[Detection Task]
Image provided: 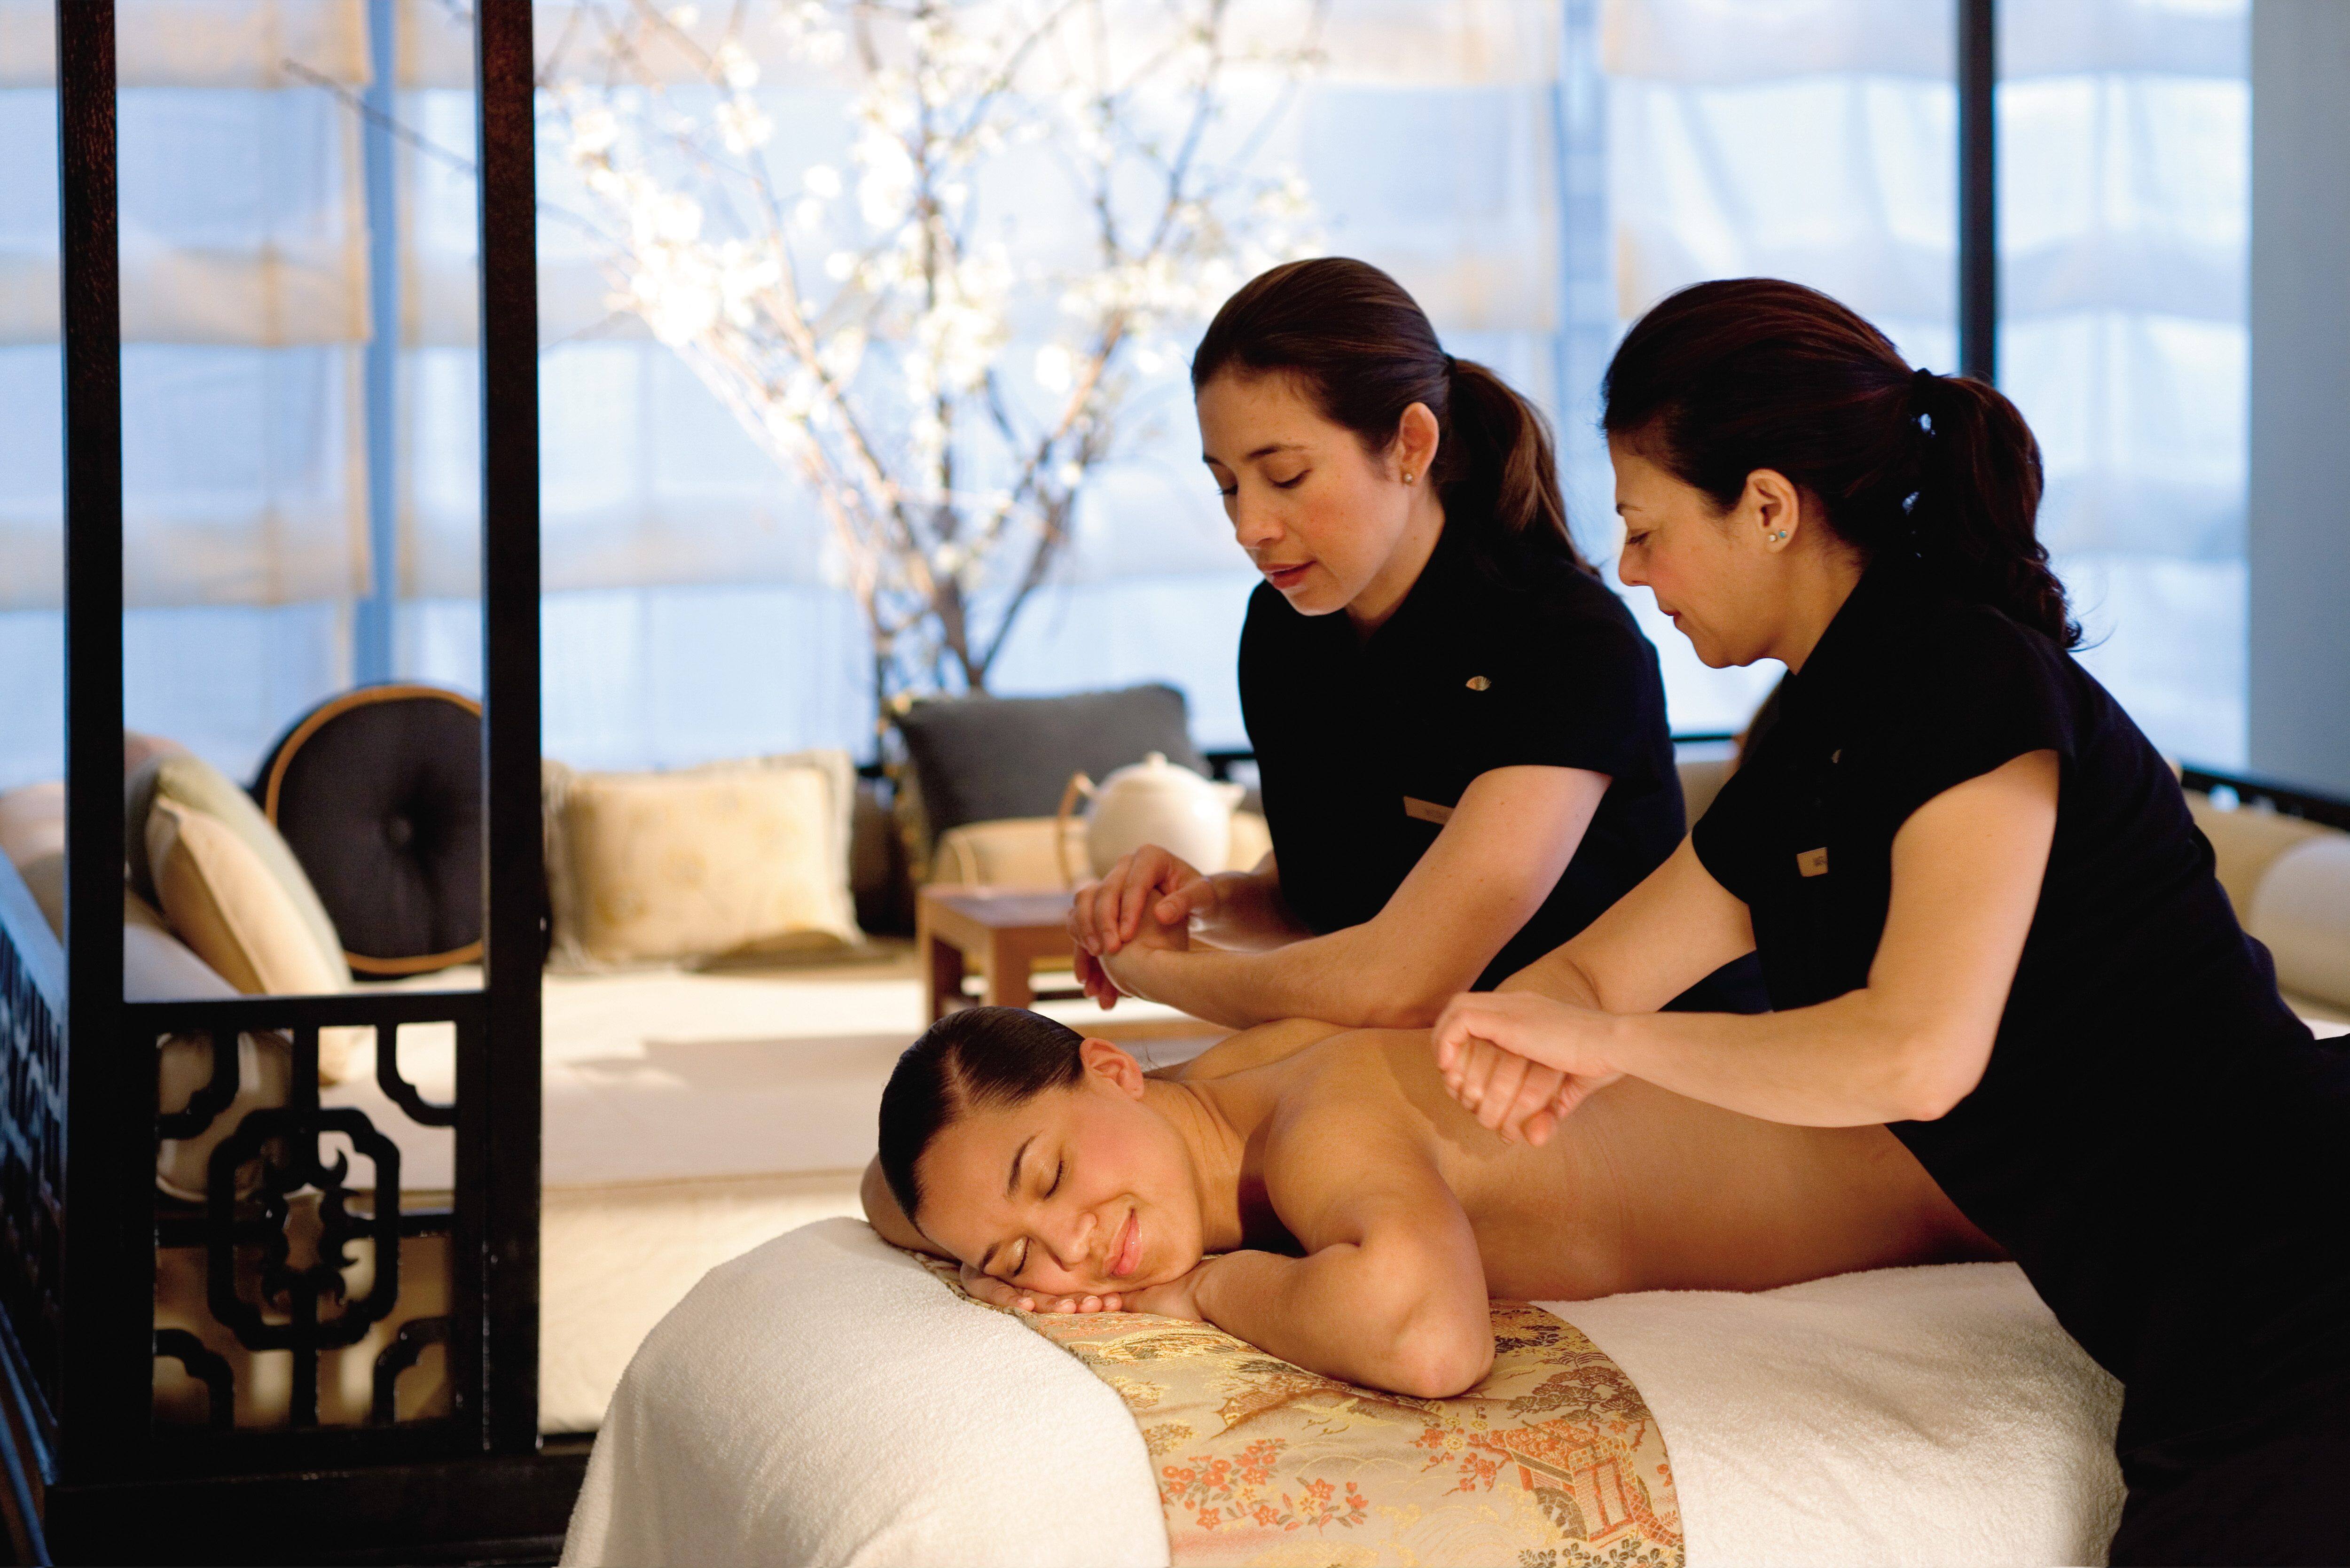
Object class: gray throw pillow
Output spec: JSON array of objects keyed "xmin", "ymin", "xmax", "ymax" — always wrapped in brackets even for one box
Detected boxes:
[{"xmin": 894, "ymin": 684, "xmax": 1208, "ymax": 840}]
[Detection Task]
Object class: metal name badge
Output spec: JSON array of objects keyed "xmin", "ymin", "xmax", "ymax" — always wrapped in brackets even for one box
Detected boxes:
[
  {"xmin": 1404, "ymin": 797, "xmax": 1455, "ymax": 825},
  {"xmin": 1797, "ymin": 847, "xmax": 1830, "ymax": 877}
]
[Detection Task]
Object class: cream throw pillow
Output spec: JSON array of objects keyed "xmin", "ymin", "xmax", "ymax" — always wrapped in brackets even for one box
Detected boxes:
[
  {"xmin": 147, "ymin": 798, "xmax": 356, "ymax": 1081},
  {"xmin": 543, "ymin": 750, "xmax": 862, "ymax": 972},
  {"xmin": 127, "ymin": 753, "xmax": 347, "ymax": 975},
  {"xmin": 2248, "ymin": 834, "xmax": 2350, "ymax": 1013}
]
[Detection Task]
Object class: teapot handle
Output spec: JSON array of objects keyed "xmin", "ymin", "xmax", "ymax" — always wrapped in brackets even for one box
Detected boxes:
[{"xmin": 1053, "ymin": 771, "xmax": 1094, "ymax": 889}]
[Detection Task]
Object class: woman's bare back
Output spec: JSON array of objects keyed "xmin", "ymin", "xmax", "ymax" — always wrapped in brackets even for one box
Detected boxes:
[{"xmin": 1194, "ymin": 1024, "xmax": 2000, "ymax": 1302}]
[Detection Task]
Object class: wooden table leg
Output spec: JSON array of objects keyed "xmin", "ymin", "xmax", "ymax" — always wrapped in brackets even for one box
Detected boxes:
[
  {"xmin": 924, "ymin": 928, "xmax": 967, "ymax": 1021},
  {"xmin": 982, "ymin": 930, "xmax": 1034, "ymax": 1009}
]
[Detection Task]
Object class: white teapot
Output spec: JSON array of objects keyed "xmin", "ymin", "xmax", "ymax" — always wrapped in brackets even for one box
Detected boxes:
[{"xmin": 1055, "ymin": 752, "xmax": 1246, "ymax": 884}]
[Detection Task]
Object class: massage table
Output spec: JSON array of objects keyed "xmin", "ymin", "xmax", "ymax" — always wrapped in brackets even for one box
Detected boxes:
[{"xmin": 562, "ymin": 1219, "xmax": 2130, "ymax": 1567}]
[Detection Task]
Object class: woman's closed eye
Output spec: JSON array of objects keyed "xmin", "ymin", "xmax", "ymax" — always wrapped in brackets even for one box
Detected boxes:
[
  {"xmin": 1214, "ymin": 472, "xmax": 1308, "ymax": 496},
  {"xmin": 1005, "ymin": 1157, "xmax": 1065, "ymax": 1280}
]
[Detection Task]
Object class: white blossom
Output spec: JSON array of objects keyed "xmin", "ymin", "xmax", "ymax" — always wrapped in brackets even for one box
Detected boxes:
[
  {"xmin": 555, "ymin": 0, "xmax": 1319, "ymax": 706},
  {"xmin": 713, "ymin": 40, "xmax": 760, "ymax": 91},
  {"xmin": 1033, "ymin": 343, "xmax": 1073, "ymax": 393},
  {"xmin": 716, "ymin": 98, "xmax": 773, "ymax": 154}
]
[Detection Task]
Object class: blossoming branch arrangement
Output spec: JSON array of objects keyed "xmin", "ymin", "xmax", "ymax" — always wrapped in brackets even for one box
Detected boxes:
[{"xmin": 549, "ymin": 0, "xmax": 1322, "ymax": 711}]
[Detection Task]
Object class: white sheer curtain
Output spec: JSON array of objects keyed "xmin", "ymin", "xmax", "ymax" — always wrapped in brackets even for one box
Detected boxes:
[
  {"xmin": 4, "ymin": 0, "xmax": 2240, "ymax": 788},
  {"xmin": 1998, "ymin": 0, "xmax": 2248, "ymax": 766},
  {"xmin": 0, "ymin": 1, "xmax": 373, "ymax": 787},
  {"xmin": 391, "ymin": 0, "xmax": 1572, "ymax": 765},
  {"xmin": 1596, "ymin": 0, "xmax": 2250, "ymax": 761},
  {"xmin": 0, "ymin": 0, "xmax": 1578, "ymax": 789}
]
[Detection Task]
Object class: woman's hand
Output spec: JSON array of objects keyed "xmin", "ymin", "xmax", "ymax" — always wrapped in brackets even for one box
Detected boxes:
[
  {"xmin": 1068, "ymin": 845, "xmax": 1217, "ymax": 1007},
  {"xmin": 1432, "ymin": 991, "xmax": 1624, "ymax": 1145},
  {"xmin": 958, "ymin": 1262, "xmax": 1126, "ymax": 1315},
  {"xmin": 1123, "ymin": 1256, "xmax": 1224, "ymax": 1322}
]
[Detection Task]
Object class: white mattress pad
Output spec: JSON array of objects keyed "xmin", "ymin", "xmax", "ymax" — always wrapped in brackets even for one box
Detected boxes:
[{"xmin": 564, "ymin": 1219, "xmax": 2127, "ymax": 1568}]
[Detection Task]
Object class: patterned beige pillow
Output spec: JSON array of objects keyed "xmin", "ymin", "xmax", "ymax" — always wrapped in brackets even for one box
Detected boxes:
[{"xmin": 543, "ymin": 750, "xmax": 862, "ymax": 972}]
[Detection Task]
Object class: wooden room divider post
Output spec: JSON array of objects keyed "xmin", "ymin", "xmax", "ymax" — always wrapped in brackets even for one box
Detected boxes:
[
  {"xmin": 473, "ymin": 0, "xmax": 546, "ymax": 1455},
  {"xmin": 55, "ymin": 0, "xmax": 141, "ymax": 1487},
  {"xmin": 1957, "ymin": 0, "xmax": 1998, "ymax": 385}
]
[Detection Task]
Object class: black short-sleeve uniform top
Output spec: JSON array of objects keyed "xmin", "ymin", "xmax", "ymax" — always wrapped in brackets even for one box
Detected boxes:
[
  {"xmin": 1693, "ymin": 558, "xmax": 2350, "ymax": 1469},
  {"xmin": 1240, "ymin": 522, "xmax": 1694, "ymax": 991}
]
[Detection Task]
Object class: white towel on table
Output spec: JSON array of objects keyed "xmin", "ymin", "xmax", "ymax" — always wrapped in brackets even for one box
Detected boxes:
[
  {"xmin": 1545, "ymin": 1262, "xmax": 2124, "ymax": 1567},
  {"xmin": 561, "ymin": 1217, "xmax": 1167, "ymax": 1568},
  {"xmin": 565, "ymin": 1224, "xmax": 2123, "ymax": 1568}
]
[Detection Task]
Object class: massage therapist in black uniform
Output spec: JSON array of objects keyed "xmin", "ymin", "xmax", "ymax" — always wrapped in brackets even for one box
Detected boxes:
[
  {"xmin": 1435, "ymin": 278, "xmax": 2350, "ymax": 1564},
  {"xmin": 1070, "ymin": 257, "xmax": 1755, "ymax": 1031}
]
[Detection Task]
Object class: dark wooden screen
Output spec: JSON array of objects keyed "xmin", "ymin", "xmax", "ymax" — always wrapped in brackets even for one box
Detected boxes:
[{"xmin": 0, "ymin": 3, "xmax": 569, "ymax": 1560}]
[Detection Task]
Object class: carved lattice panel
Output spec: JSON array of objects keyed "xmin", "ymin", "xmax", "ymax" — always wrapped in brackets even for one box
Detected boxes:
[
  {"xmin": 149, "ymin": 1022, "xmax": 460, "ymax": 1433},
  {"xmin": 0, "ymin": 905, "xmax": 65, "ymax": 1423}
]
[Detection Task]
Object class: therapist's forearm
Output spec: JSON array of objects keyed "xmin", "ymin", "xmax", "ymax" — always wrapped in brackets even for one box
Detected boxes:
[
  {"xmin": 1496, "ymin": 943, "xmax": 1606, "ymax": 1009},
  {"xmin": 1600, "ymin": 989, "xmax": 1983, "ymax": 1127},
  {"xmin": 1191, "ymin": 865, "xmax": 1312, "ymax": 952},
  {"xmin": 1110, "ymin": 922, "xmax": 1479, "ymax": 1032}
]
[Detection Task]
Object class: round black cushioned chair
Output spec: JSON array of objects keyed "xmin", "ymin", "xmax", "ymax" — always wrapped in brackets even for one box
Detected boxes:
[{"xmin": 252, "ymin": 684, "xmax": 483, "ymax": 978}]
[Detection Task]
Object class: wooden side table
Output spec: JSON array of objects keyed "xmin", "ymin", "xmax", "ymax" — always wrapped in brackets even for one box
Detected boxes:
[
  {"xmin": 915, "ymin": 886, "xmax": 1222, "ymax": 1045},
  {"xmin": 917, "ymin": 887, "xmax": 1080, "ymax": 1017}
]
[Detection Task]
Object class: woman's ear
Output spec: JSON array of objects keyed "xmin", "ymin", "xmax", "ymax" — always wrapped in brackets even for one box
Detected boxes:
[
  {"xmin": 1079, "ymin": 1037, "xmax": 1147, "ymax": 1099},
  {"xmin": 1395, "ymin": 401, "xmax": 1441, "ymax": 485},
  {"xmin": 1743, "ymin": 468, "xmax": 1804, "ymax": 553}
]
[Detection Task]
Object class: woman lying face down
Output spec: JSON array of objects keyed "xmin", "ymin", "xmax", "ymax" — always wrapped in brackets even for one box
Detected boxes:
[{"xmin": 865, "ymin": 1005, "xmax": 1998, "ymax": 1399}]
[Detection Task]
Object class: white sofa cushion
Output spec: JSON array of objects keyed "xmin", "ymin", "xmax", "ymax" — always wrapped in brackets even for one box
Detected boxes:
[{"xmin": 2249, "ymin": 834, "xmax": 2350, "ymax": 1013}]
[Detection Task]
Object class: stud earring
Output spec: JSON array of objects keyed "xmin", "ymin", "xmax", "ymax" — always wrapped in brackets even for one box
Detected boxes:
[
  {"xmin": 1772, "ymin": 530, "xmax": 1788, "ymax": 542},
  {"xmin": 1402, "ymin": 471, "xmax": 1415, "ymax": 484}
]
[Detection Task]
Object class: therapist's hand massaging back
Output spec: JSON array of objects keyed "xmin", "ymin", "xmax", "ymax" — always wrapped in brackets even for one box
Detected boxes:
[
  {"xmin": 1424, "ymin": 278, "xmax": 2350, "ymax": 1566},
  {"xmin": 1067, "ymin": 257, "xmax": 1707, "ymax": 1032}
]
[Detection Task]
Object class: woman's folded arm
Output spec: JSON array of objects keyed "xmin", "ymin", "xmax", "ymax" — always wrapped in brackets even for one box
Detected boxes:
[{"xmin": 1148, "ymin": 1097, "xmax": 1492, "ymax": 1397}]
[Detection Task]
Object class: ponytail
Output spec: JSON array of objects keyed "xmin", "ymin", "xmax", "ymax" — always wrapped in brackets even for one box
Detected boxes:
[
  {"xmin": 1439, "ymin": 356, "xmax": 1579, "ymax": 580},
  {"xmin": 1907, "ymin": 372, "xmax": 2073, "ymax": 645},
  {"xmin": 1193, "ymin": 257, "xmax": 1592, "ymax": 583},
  {"xmin": 1603, "ymin": 278, "xmax": 2078, "ymax": 647}
]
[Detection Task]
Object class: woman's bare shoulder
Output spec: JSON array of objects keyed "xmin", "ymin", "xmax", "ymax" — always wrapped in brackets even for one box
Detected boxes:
[{"xmin": 1152, "ymin": 1017, "xmax": 1353, "ymax": 1081}]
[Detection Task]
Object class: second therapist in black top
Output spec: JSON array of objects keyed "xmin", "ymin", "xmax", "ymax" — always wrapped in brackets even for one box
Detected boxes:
[{"xmin": 1069, "ymin": 258, "xmax": 1754, "ymax": 1029}]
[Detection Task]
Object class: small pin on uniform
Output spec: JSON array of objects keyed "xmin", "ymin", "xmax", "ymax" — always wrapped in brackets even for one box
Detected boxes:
[
  {"xmin": 1797, "ymin": 847, "xmax": 1830, "ymax": 878},
  {"xmin": 1465, "ymin": 675, "xmax": 1491, "ymax": 691}
]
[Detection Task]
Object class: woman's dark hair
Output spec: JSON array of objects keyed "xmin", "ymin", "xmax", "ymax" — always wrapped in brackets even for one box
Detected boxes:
[
  {"xmin": 1191, "ymin": 257, "xmax": 1593, "ymax": 583},
  {"xmin": 1603, "ymin": 278, "xmax": 2077, "ymax": 647},
  {"xmin": 877, "ymin": 1006, "xmax": 1086, "ymax": 1224}
]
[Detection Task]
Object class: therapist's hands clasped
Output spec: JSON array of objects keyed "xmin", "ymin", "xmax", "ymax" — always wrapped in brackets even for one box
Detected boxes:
[
  {"xmin": 1433, "ymin": 991, "xmax": 1625, "ymax": 1147},
  {"xmin": 1068, "ymin": 844, "xmax": 1214, "ymax": 1007}
]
